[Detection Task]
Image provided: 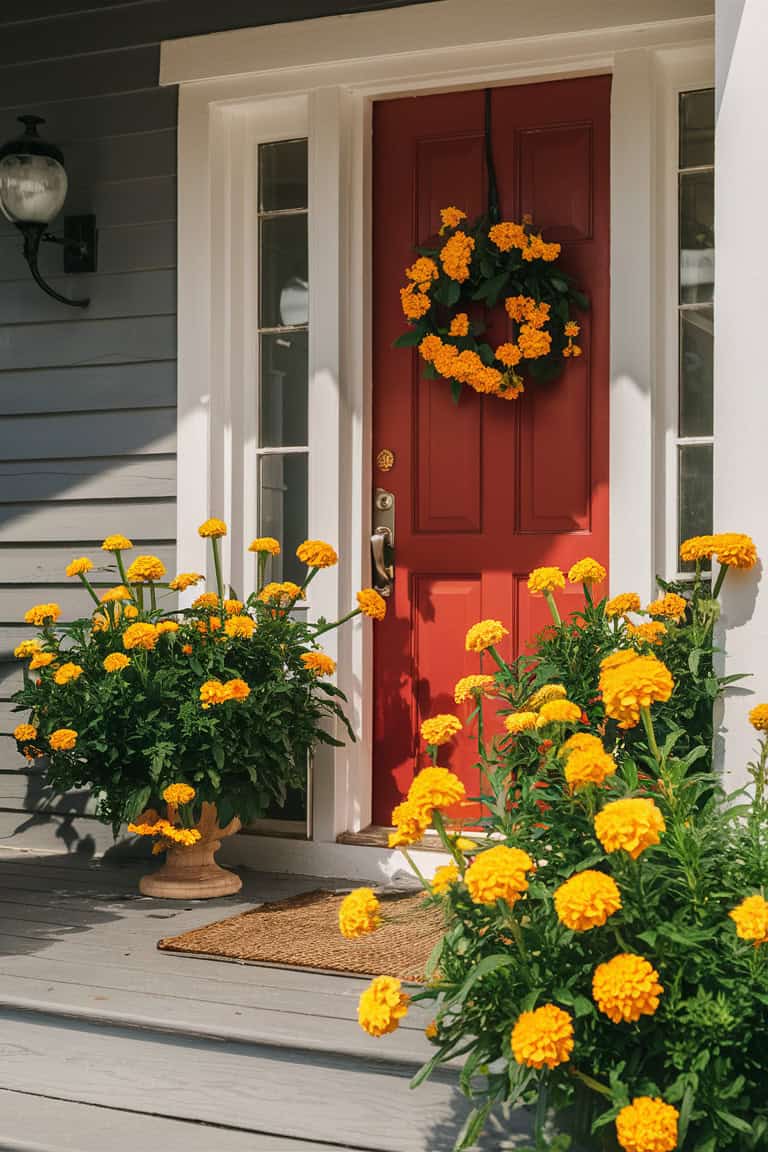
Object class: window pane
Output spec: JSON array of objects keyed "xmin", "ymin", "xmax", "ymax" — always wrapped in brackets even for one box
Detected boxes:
[
  {"xmin": 679, "ymin": 89, "xmax": 715, "ymax": 169},
  {"xmin": 679, "ymin": 171, "xmax": 714, "ymax": 304},
  {"xmin": 259, "ymin": 139, "xmax": 308, "ymax": 212},
  {"xmin": 259, "ymin": 214, "xmax": 308, "ymax": 329},
  {"xmin": 260, "ymin": 330, "xmax": 308, "ymax": 448},
  {"xmin": 679, "ymin": 307, "xmax": 713, "ymax": 437},
  {"xmin": 258, "ymin": 452, "xmax": 308, "ymax": 584},
  {"xmin": 678, "ymin": 443, "xmax": 713, "ymax": 557}
]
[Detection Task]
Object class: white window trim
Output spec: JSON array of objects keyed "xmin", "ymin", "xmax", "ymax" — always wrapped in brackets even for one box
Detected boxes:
[
  {"xmin": 166, "ymin": 2, "xmax": 713, "ymax": 878},
  {"xmin": 654, "ymin": 48, "xmax": 716, "ymax": 582}
]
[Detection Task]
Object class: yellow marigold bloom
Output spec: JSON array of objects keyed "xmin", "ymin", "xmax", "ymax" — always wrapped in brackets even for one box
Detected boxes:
[
  {"xmin": 29, "ymin": 652, "xmax": 56, "ymax": 670},
  {"xmin": 258, "ymin": 581, "xmax": 303, "ymax": 607},
  {"xmin": 128, "ymin": 817, "xmax": 168, "ymax": 838},
  {"xmin": 518, "ymin": 323, "xmax": 552, "ymax": 359},
  {"xmin": 554, "ymin": 870, "xmax": 621, "ymax": 930},
  {"xmin": 14, "ymin": 639, "xmax": 41, "ymax": 659},
  {"xmin": 126, "ymin": 555, "xmax": 166, "ymax": 583},
  {"xmin": 448, "ymin": 312, "xmax": 470, "ymax": 337},
  {"xmin": 564, "ymin": 321, "xmax": 580, "ymax": 337},
  {"xmin": 729, "ymin": 893, "xmax": 768, "ymax": 945},
  {"xmin": 465, "ymin": 618, "xmax": 508, "ymax": 653},
  {"xmin": 53, "ymin": 662, "xmax": 83, "ymax": 686},
  {"xmin": 560, "ymin": 732, "xmax": 604, "ymax": 758},
  {"xmin": 679, "ymin": 533, "xmax": 715, "ymax": 563},
  {"xmin": 527, "ymin": 566, "xmax": 565, "ymax": 595},
  {"xmin": 425, "ymin": 1020, "xmax": 438, "ymax": 1040},
  {"xmin": 419, "ymin": 333, "xmax": 444, "ymax": 363},
  {"xmin": 247, "ymin": 537, "xmax": 281, "ymax": 556},
  {"xmin": 595, "ymin": 798, "xmax": 665, "ymax": 860},
  {"xmin": 405, "ymin": 256, "xmax": 438, "ymax": 284},
  {"xmin": 564, "ymin": 745, "xmax": 616, "ymax": 791},
  {"xmin": 358, "ymin": 975, "xmax": 409, "ymax": 1037},
  {"xmin": 600, "ymin": 649, "xmax": 639, "ymax": 673},
  {"xmin": 103, "ymin": 652, "xmax": 130, "ymax": 673},
  {"xmin": 100, "ymin": 585, "xmax": 132, "ymax": 603},
  {"xmin": 440, "ymin": 206, "xmax": 466, "ymax": 231},
  {"xmin": 338, "ymin": 887, "xmax": 381, "ymax": 939},
  {"xmin": 749, "ymin": 703, "xmax": 768, "ymax": 732},
  {"xmin": 616, "ymin": 1097, "xmax": 679, "ymax": 1152},
  {"xmin": 439, "ymin": 231, "xmax": 475, "ymax": 282},
  {"xmin": 193, "ymin": 592, "xmax": 220, "ymax": 610},
  {"xmin": 301, "ymin": 651, "xmax": 336, "ymax": 677},
  {"xmin": 388, "ymin": 798, "xmax": 429, "ymax": 847},
  {"xmin": 606, "ymin": 592, "xmax": 641, "ymax": 618},
  {"xmin": 169, "ymin": 572, "xmax": 203, "ymax": 591},
  {"xmin": 224, "ymin": 614, "xmax": 256, "ymax": 640},
  {"xmin": 164, "ymin": 826, "xmax": 202, "ymax": 847},
  {"xmin": 199, "ymin": 679, "xmax": 227, "ymax": 708},
  {"xmin": 420, "ymin": 714, "xmax": 462, "ymax": 746},
  {"xmin": 122, "ymin": 622, "xmax": 159, "ymax": 651},
  {"xmin": 163, "ymin": 783, "xmax": 196, "ymax": 807},
  {"xmin": 536, "ymin": 699, "xmax": 582, "ymax": 726},
  {"xmin": 49, "ymin": 728, "xmax": 77, "ymax": 752},
  {"xmin": 297, "ymin": 539, "xmax": 339, "ymax": 568},
  {"xmin": 627, "ymin": 621, "xmax": 667, "ymax": 647},
  {"xmin": 400, "ymin": 282, "xmax": 431, "ymax": 320},
  {"xmin": 525, "ymin": 684, "xmax": 566, "ymax": 712},
  {"xmin": 712, "ymin": 531, "xmax": 758, "ymax": 569},
  {"xmin": 155, "ymin": 621, "xmax": 178, "ymax": 636},
  {"xmin": 488, "ymin": 220, "xmax": 527, "ymax": 252},
  {"xmin": 357, "ymin": 587, "xmax": 387, "ymax": 621},
  {"xmin": 465, "ymin": 844, "xmax": 534, "ymax": 907},
  {"xmin": 14, "ymin": 723, "xmax": 37, "ymax": 743},
  {"xmin": 65, "ymin": 556, "xmax": 94, "ymax": 578},
  {"xmin": 224, "ymin": 678, "xmax": 250, "ymax": 702},
  {"xmin": 24, "ymin": 603, "xmax": 61, "ymax": 626},
  {"xmin": 408, "ymin": 766, "xmax": 466, "ymax": 820},
  {"xmin": 495, "ymin": 341, "xmax": 522, "ymax": 368},
  {"xmin": 198, "ymin": 518, "xmax": 227, "ymax": 538},
  {"xmin": 454, "ymin": 836, "xmax": 477, "ymax": 851},
  {"xmin": 431, "ymin": 863, "xmax": 459, "ymax": 895},
  {"xmin": 222, "ymin": 599, "xmax": 243, "ymax": 615},
  {"xmin": 523, "ymin": 233, "xmax": 561, "ymax": 262},
  {"xmin": 646, "ymin": 592, "xmax": 687, "ymax": 621},
  {"xmin": 524, "ymin": 300, "xmax": 551, "ymax": 330},
  {"xmin": 600, "ymin": 653, "xmax": 674, "ymax": 729},
  {"xmin": 101, "ymin": 534, "xmax": 133, "ymax": 552},
  {"xmin": 454, "ymin": 674, "xmax": 495, "ymax": 703},
  {"xmin": 593, "ymin": 953, "xmax": 663, "ymax": 1023},
  {"xmin": 504, "ymin": 711, "xmax": 538, "ymax": 735},
  {"xmin": 511, "ymin": 1005, "xmax": 574, "ymax": 1070},
  {"xmin": 568, "ymin": 557, "xmax": 606, "ymax": 585}
]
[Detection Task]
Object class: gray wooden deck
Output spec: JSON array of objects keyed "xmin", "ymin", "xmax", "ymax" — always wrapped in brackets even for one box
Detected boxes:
[{"xmin": 0, "ymin": 848, "xmax": 531, "ymax": 1151}]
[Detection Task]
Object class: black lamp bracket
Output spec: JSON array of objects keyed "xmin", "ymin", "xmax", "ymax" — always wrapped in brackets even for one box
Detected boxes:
[{"xmin": 17, "ymin": 213, "xmax": 97, "ymax": 309}]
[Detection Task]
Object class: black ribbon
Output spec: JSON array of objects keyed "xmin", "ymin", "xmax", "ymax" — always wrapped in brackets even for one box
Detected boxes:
[{"xmin": 484, "ymin": 88, "xmax": 500, "ymax": 223}]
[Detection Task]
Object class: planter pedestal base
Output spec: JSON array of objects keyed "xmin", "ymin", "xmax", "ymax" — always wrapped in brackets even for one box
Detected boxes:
[{"xmin": 139, "ymin": 802, "xmax": 242, "ymax": 900}]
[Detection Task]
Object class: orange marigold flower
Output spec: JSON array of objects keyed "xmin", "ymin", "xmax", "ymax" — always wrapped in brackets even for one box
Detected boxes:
[
  {"xmin": 679, "ymin": 534, "xmax": 716, "ymax": 563},
  {"xmin": 181, "ymin": 643, "xmax": 193, "ymax": 655},
  {"xmin": 408, "ymin": 766, "xmax": 466, "ymax": 822},
  {"xmin": 13, "ymin": 723, "xmax": 37, "ymax": 743},
  {"xmin": 103, "ymin": 652, "xmax": 130, "ymax": 673},
  {"xmin": 29, "ymin": 652, "xmax": 56, "ymax": 670},
  {"xmin": 224, "ymin": 599, "xmax": 244, "ymax": 615},
  {"xmin": 420, "ymin": 714, "xmax": 462, "ymax": 746},
  {"xmin": 560, "ymin": 732, "xmax": 604, "ymax": 758},
  {"xmin": 163, "ymin": 783, "xmax": 196, "ymax": 807},
  {"xmin": 599, "ymin": 653, "xmax": 674, "ymax": 728},
  {"xmin": 65, "ymin": 556, "xmax": 94, "ymax": 578},
  {"xmin": 564, "ymin": 321, "xmax": 580, "ymax": 337},
  {"xmin": 595, "ymin": 797, "xmax": 665, "ymax": 860},
  {"xmin": 729, "ymin": 893, "xmax": 768, "ymax": 945},
  {"xmin": 14, "ymin": 640, "xmax": 41, "ymax": 659},
  {"xmin": 627, "ymin": 621, "xmax": 667, "ymax": 647},
  {"xmin": 504, "ymin": 711, "xmax": 538, "ymax": 735},
  {"xmin": 356, "ymin": 588, "xmax": 386, "ymax": 621},
  {"xmin": 606, "ymin": 592, "xmax": 641, "ymax": 618},
  {"xmin": 568, "ymin": 557, "xmax": 607, "ymax": 586},
  {"xmin": 564, "ymin": 744, "xmax": 616, "ymax": 790},
  {"xmin": 712, "ymin": 531, "xmax": 758, "ymax": 569},
  {"xmin": 122, "ymin": 622, "xmax": 159, "ymax": 651},
  {"xmin": 297, "ymin": 540, "xmax": 338, "ymax": 568},
  {"xmin": 465, "ymin": 844, "xmax": 534, "ymax": 906},
  {"xmin": 511, "ymin": 1004, "xmax": 574, "ymax": 1069},
  {"xmin": 301, "ymin": 651, "xmax": 336, "ymax": 677},
  {"xmin": 646, "ymin": 592, "xmax": 688, "ymax": 620},
  {"xmin": 554, "ymin": 870, "xmax": 621, "ymax": 931},
  {"xmin": 419, "ymin": 333, "xmax": 445, "ymax": 363},
  {"xmin": 439, "ymin": 206, "xmax": 466, "ymax": 231},
  {"xmin": 495, "ymin": 341, "xmax": 522, "ymax": 368},
  {"xmin": 224, "ymin": 614, "xmax": 256, "ymax": 640},
  {"xmin": 193, "ymin": 592, "xmax": 220, "ymax": 610},
  {"xmin": 465, "ymin": 619, "xmax": 508, "ymax": 653},
  {"xmin": 749, "ymin": 703, "xmax": 768, "ymax": 732},
  {"xmin": 518, "ymin": 323, "xmax": 552, "ymax": 359},
  {"xmin": 358, "ymin": 976, "xmax": 409, "ymax": 1037},
  {"xmin": 449, "ymin": 312, "xmax": 470, "ymax": 337},
  {"xmin": 24, "ymin": 603, "xmax": 61, "ymax": 626},
  {"xmin": 49, "ymin": 728, "xmax": 77, "ymax": 752},
  {"xmin": 536, "ymin": 699, "xmax": 582, "ymax": 726},
  {"xmin": 615, "ymin": 1097, "xmax": 678, "ymax": 1152},
  {"xmin": 431, "ymin": 863, "xmax": 459, "ymax": 895},
  {"xmin": 156, "ymin": 620, "xmax": 179, "ymax": 635},
  {"xmin": 199, "ymin": 679, "xmax": 227, "ymax": 708},
  {"xmin": 248, "ymin": 537, "xmax": 281, "ymax": 555},
  {"xmin": 100, "ymin": 585, "xmax": 132, "ymax": 603},
  {"xmin": 198, "ymin": 518, "xmax": 227, "ymax": 538},
  {"xmin": 125, "ymin": 555, "xmax": 166, "ymax": 583},
  {"xmin": 526, "ymin": 684, "xmax": 567, "ymax": 711},
  {"xmin": 454, "ymin": 674, "xmax": 494, "ymax": 704},
  {"xmin": 224, "ymin": 678, "xmax": 250, "ymax": 702},
  {"xmin": 488, "ymin": 220, "xmax": 527, "ymax": 252},
  {"xmin": 101, "ymin": 534, "xmax": 133, "ymax": 552},
  {"xmin": 259, "ymin": 582, "xmax": 303, "ymax": 607},
  {"xmin": 527, "ymin": 566, "xmax": 565, "ymax": 595},
  {"xmin": 339, "ymin": 887, "xmax": 381, "ymax": 939},
  {"xmin": 400, "ymin": 281, "xmax": 431, "ymax": 320},
  {"xmin": 593, "ymin": 953, "xmax": 663, "ymax": 1023},
  {"xmin": 439, "ymin": 231, "xmax": 474, "ymax": 282},
  {"xmin": 169, "ymin": 572, "xmax": 204, "ymax": 591},
  {"xmin": 388, "ymin": 798, "xmax": 429, "ymax": 848},
  {"xmin": 405, "ymin": 256, "xmax": 438, "ymax": 284},
  {"xmin": 54, "ymin": 662, "xmax": 83, "ymax": 686}
]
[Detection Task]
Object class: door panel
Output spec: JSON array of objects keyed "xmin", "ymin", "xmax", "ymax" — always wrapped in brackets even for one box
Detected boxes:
[{"xmin": 371, "ymin": 77, "xmax": 611, "ymax": 825}]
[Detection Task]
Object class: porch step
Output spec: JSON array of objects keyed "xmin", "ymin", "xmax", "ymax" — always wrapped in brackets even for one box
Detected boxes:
[{"xmin": 0, "ymin": 1005, "xmax": 531, "ymax": 1152}]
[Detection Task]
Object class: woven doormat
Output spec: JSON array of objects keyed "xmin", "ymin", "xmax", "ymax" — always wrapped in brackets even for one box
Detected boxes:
[{"xmin": 158, "ymin": 889, "xmax": 444, "ymax": 981}]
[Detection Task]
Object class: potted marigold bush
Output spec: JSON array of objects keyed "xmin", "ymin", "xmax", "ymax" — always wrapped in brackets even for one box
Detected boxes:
[
  {"xmin": 10, "ymin": 520, "xmax": 386, "ymax": 898},
  {"xmin": 344, "ymin": 534, "xmax": 768, "ymax": 1152}
]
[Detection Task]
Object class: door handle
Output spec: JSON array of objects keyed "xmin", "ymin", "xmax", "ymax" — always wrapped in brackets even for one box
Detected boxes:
[{"xmin": 371, "ymin": 487, "xmax": 395, "ymax": 597}]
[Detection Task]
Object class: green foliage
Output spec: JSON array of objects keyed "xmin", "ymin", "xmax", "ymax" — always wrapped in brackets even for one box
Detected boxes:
[{"xmin": 410, "ymin": 573, "xmax": 768, "ymax": 1151}]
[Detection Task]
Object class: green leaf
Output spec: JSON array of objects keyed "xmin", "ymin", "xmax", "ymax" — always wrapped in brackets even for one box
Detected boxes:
[
  {"xmin": 471, "ymin": 270, "xmax": 509, "ymax": 306},
  {"xmin": 714, "ymin": 1109, "xmax": 753, "ymax": 1135},
  {"xmin": 212, "ymin": 742, "xmax": 225, "ymax": 772},
  {"xmin": 449, "ymin": 953, "xmax": 516, "ymax": 1007},
  {"xmin": 394, "ymin": 327, "xmax": 425, "ymax": 348},
  {"xmin": 450, "ymin": 379, "xmax": 462, "ymax": 404}
]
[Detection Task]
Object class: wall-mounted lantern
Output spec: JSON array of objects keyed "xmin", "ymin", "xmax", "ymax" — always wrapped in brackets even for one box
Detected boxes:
[{"xmin": 0, "ymin": 116, "xmax": 97, "ymax": 309}]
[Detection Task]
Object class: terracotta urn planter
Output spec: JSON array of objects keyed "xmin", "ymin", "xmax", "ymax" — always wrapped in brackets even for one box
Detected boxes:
[{"xmin": 139, "ymin": 801, "xmax": 242, "ymax": 900}]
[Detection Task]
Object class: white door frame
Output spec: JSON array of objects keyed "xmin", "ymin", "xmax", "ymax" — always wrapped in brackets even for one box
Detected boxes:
[{"xmin": 163, "ymin": 1, "xmax": 713, "ymax": 879}]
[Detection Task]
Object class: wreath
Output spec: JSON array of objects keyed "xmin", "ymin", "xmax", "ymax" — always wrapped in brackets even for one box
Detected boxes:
[{"xmin": 396, "ymin": 206, "xmax": 589, "ymax": 402}]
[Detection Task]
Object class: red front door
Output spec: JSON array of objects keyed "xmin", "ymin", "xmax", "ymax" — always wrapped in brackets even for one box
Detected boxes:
[{"xmin": 371, "ymin": 77, "xmax": 610, "ymax": 825}]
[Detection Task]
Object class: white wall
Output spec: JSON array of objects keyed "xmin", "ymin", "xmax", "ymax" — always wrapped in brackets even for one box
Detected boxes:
[{"xmin": 714, "ymin": 0, "xmax": 767, "ymax": 788}]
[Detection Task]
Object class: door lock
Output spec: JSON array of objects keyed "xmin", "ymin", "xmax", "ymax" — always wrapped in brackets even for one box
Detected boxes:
[{"xmin": 371, "ymin": 487, "xmax": 395, "ymax": 596}]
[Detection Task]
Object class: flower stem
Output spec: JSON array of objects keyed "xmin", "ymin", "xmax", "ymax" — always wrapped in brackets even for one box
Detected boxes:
[
  {"xmin": 150, "ymin": 583, "xmax": 157, "ymax": 612},
  {"xmin": 640, "ymin": 706, "xmax": 661, "ymax": 767},
  {"xmin": 313, "ymin": 608, "xmax": 359, "ymax": 637},
  {"xmin": 211, "ymin": 537, "xmax": 225, "ymax": 603},
  {"xmin": 114, "ymin": 551, "xmax": 131, "ymax": 591},
  {"xmin": 712, "ymin": 562, "xmax": 728, "ymax": 599},
  {"xmin": 78, "ymin": 574, "xmax": 100, "ymax": 607},
  {"xmin": 401, "ymin": 847, "xmax": 429, "ymax": 890},
  {"xmin": 544, "ymin": 590, "xmax": 561, "ymax": 627}
]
